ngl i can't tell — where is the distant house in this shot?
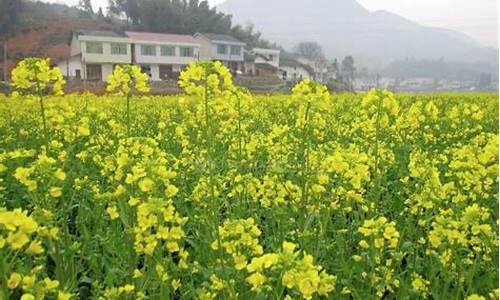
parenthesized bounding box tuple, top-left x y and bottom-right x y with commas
(125, 31, 200, 81)
(194, 32, 246, 73)
(252, 48, 280, 68)
(279, 58, 313, 82)
(243, 48, 281, 77)
(297, 57, 328, 83)
(61, 30, 132, 81)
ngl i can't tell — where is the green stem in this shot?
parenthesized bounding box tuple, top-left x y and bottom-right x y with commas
(0, 253, 9, 300)
(374, 91, 382, 201)
(36, 80, 49, 150)
(203, 71, 227, 285)
(126, 93, 131, 138)
(301, 101, 312, 206)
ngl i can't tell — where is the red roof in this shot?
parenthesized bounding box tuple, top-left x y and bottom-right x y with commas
(125, 31, 198, 45)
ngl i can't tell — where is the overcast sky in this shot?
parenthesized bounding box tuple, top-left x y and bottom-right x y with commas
(45, 0, 498, 48)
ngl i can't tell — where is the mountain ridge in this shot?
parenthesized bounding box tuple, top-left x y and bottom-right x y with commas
(217, 0, 498, 67)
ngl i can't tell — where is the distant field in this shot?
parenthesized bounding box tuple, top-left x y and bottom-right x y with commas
(0, 91, 498, 299)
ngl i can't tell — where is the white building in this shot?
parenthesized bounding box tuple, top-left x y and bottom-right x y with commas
(279, 58, 313, 82)
(194, 33, 246, 73)
(297, 57, 328, 83)
(61, 30, 132, 81)
(251, 48, 280, 68)
(125, 31, 200, 81)
(60, 30, 200, 82)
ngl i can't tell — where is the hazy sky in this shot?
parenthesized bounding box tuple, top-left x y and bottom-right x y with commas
(46, 0, 498, 48)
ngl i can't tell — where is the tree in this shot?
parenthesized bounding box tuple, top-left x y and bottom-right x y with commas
(108, 0, 140, 24)
(0, 0, 23, 81)
(294, 42, 325, 62)
(96, 7, 105, 20)
(78, 0, 94, 16)
(331, 58, 339, 73)
(341, 55, 356, 91)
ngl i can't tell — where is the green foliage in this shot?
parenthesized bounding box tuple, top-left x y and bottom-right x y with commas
(40, 32, 70, 46)
(0, 0, 23, 36)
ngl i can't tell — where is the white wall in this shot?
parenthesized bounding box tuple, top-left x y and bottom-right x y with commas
(194, 36, 215, 61)
(280, 65, 311, 82)
(102, 64, 114, 81)
(57, 56, 82, 78)
(253, 48, 280, 68)
(70, 35, 81, 57)
(133, 44, 199, 65)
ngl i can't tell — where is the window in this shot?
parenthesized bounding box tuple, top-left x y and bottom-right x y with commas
(180, 47, 194, 57)
(111, 43, 127, 55)
(141, 45, 156, 56)
(161, 46, 176, 56)
(217, 44, 227, 55)
(86, 64, 102, 81)
(86, 42, 103, 54)
(230, 46, 241, 55)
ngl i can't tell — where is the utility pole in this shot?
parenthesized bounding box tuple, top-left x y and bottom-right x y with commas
(3, 38, 8, 82)
(376, 72, 380, 88)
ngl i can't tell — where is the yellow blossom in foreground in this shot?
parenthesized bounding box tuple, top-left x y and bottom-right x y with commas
(8, 273, 22, 289)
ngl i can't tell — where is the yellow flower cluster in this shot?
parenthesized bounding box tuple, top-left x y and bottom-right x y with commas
(11, 57, 65, 96)
(291, 79, 330, 104)
(211, 217, 263, 270)
(0, 208, 40, 252)
(246, 241, 336, 299)
(428, 204, 497, 266)
(1, 208, 70, 300)
(359, 216, 399, 249)
(134, 197, 187, 255)
(13, 152, 67, 207)
(106, 64, 150, 95)
(0, 62, 497, 299)
(178, 61, 236, 97)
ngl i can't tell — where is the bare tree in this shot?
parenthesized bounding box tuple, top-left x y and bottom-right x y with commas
(294, 41, 325, 62)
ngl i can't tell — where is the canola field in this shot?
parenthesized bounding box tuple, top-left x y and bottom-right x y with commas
(0, 62, 499, 300)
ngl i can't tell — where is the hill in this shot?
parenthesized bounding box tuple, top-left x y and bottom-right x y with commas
(0, 0, 118, 79)
(218, 0, 498, 68)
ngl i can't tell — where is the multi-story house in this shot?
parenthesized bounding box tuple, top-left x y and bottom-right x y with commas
(61, 30, 132, 81)
(125, 31, 200, 81)
(60, 30, 200, 82)
(194, 33, 246, 73)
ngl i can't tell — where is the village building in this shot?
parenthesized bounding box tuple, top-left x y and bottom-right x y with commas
(59, 30, 132, 81)
(279, 58, 314, 82)
(296, 57, 328, 83)
(125, 31, 200, 81)
(60, 29, 283, 83)
(245, 48, 281, 77)
(194, 33, 246, 73)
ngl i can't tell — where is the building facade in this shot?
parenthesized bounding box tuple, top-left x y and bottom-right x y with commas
(61, 30, 279, 83)
(194, 33, 246, 73)
(125, 31, 200, 81)
(279, 58, 313, 82)
(62, 30, 132, 81)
